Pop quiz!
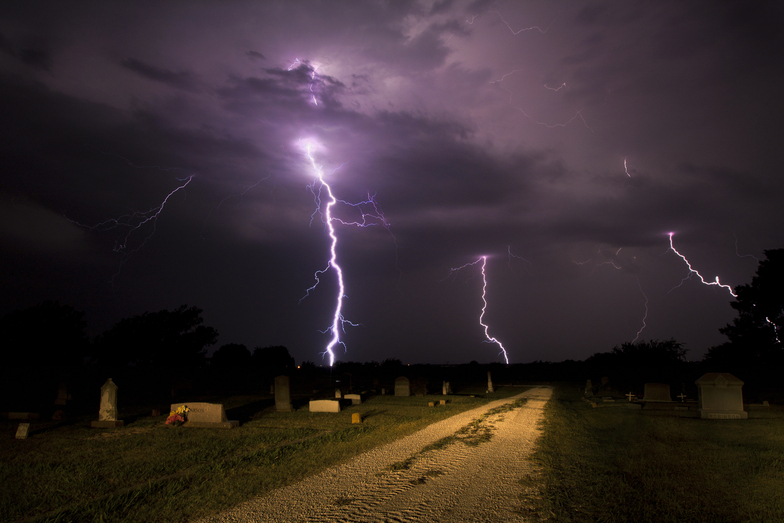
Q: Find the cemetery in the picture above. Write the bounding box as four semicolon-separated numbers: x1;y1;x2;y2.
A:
1;358;782;522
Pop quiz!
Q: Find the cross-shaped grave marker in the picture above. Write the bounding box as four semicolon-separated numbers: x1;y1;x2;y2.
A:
626;392;636;402
677;393;687;402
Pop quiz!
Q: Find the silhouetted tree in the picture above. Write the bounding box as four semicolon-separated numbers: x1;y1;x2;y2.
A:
705;249;784;367
0;301;88;367
96;305;217;368
586;339;688;390
210;343;252;367
252;345;295;370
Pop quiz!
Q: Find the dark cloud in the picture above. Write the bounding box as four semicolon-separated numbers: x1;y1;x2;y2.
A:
0;0;782;364
120;58;201;92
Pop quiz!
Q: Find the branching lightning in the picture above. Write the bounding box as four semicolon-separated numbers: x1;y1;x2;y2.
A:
71;175;193;254
489;10;558;35
667;233;737;298
446;256;510;364
300;140;392;366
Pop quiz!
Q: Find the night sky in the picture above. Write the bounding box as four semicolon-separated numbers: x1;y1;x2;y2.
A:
1;1;782;365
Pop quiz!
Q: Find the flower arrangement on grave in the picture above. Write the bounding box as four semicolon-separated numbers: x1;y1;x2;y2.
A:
165;405;190;426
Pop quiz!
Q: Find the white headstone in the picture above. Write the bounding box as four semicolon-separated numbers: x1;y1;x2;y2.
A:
91;378;124;428
335;388;342;399
309;399;341;413
487;371;494;393
344;393;362;405
696;373;748;419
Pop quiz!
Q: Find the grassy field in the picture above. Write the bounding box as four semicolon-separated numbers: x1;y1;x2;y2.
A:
1;386;524;523
525;386;784;523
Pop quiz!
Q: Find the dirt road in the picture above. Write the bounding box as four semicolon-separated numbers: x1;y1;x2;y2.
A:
196;386;552;523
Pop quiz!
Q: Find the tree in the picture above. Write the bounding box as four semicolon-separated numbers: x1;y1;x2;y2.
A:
210;343;252;367
0;301;88;367
252;345;295;369
97;305;217;368
706;248;784;366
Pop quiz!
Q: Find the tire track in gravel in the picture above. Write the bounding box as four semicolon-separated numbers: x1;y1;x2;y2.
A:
196;386;552;523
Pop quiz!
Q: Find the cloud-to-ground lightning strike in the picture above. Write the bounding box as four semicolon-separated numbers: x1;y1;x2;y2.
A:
300;141;392;366
632;278;649;343
624;158;631;177
446;256;510;364
668;233;737;298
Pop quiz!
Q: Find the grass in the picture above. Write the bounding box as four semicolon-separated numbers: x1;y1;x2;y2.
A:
1;386;525;523
525;386;784;523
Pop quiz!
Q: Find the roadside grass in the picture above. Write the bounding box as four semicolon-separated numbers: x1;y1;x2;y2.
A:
1;386;525;523
525;386;784;523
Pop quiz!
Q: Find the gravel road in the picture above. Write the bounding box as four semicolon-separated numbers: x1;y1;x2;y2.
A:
196;386;552;523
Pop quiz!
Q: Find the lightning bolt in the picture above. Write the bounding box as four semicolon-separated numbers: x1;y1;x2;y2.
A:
68;175;193;281
299;140;393;365
667;233;737;298
446;256;510;364
624;157;631;177
544;82;566;91
70;175;193;254
632;278;649;343
489;10;558;35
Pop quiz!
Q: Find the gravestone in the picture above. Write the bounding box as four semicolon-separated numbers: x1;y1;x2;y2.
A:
92;378;124;428
15;423;30;440
625;392;636;402
335;388;342;399
440;399;447;405
487;371;494;393
54;381;69;405
352;413;361;424
428;401;436;407
696;373;748;419
395;377;410;397
170;402;239;428
8;412;39;420
584;380;594;397
345;393;361;405
442;381;448;395
274;375;293;412
309;399;341;413
643;383;672;402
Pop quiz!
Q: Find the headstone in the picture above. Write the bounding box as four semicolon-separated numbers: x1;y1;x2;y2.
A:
625;392;636;402
274;375;293;412
428;401;436;407
440;399;447;405
584;379;593;397
442;381;448;395
345;393;362;405
309;399;341;413
170;402;239;428
15;423;30;440
677;393;687;402
54;381;69;405
487;371;494;393
394;377;410;397
335;389;342;399
92;378;124;428
695;373;748;419
351;413;361;424
643;383;672;402
8;412;39;420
